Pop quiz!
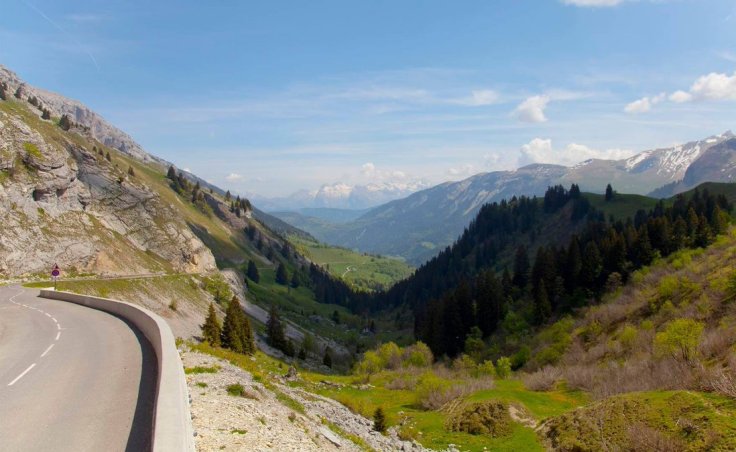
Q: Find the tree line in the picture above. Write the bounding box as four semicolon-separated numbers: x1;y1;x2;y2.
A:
413;185;731;358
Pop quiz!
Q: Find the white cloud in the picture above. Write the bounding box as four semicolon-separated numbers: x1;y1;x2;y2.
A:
361;162;376;175
446;164;478;177
514;95;550;123
561;0;624;6
453;89;500;106
519;138;553;165
225;173;244;181
519;138;635;167
624;93;665;114
663;71;736;104
669;90;693;103
687;71;736;101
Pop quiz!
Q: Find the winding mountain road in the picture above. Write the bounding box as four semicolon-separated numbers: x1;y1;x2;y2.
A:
0;285;156;452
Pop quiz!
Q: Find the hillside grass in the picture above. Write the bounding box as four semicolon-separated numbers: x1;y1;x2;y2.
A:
246;266;413;348
543;390;736;450
289;236;414;291
585;192;659;220
190;341;585;451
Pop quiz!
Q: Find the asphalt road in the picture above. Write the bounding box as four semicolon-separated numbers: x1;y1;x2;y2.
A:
0;285;156;452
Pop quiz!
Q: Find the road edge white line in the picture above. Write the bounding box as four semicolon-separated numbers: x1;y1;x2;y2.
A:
40;344;54;358
8;363;36;386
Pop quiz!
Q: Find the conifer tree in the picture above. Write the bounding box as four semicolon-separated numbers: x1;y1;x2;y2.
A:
41;108;51;120
220;296;255;355
373;407;387;433
59;114;72;131
14;86;22;99
605;184;614;202
580;242;603;288
105;151;112;162
512;245;530;288
323;348;333;368
533;280;552;324
290;271;300;288
221;297;245;352
246;260;260;283
266;306;287;351
201;303;222;347
167;165;177;180
275;263;288;285
0;83;6;101
127;166;135;177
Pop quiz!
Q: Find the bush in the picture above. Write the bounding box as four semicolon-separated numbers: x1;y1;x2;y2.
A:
619;325;638;349
445;401;512;437
402;341;433;367
373;407;387;433
511;345;531;369
495;357;512;379
415;373;451;410
475;360;496;378
354;351;383;375
654;318;704;363
523;366;562;391
376;342;402;369
226;383;245;396
452;354;477;373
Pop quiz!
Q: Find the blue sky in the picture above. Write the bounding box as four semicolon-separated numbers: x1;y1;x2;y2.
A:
2;0;736;196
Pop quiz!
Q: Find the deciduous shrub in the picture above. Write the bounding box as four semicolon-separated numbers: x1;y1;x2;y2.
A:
402;341;433;367
445;400;511;437
654;318;704;363
495;357;512;379
523;366;562;391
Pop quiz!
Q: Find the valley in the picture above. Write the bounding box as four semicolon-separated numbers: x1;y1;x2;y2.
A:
2;3;736;449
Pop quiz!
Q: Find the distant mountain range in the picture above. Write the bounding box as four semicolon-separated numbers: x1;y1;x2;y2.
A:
250;180;429;211
273;132;736;265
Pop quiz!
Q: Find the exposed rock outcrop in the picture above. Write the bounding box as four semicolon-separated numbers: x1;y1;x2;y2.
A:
0;98;215;278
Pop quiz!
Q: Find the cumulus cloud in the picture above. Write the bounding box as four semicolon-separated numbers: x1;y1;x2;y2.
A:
685;71;736;101
361;162;376;175
514;95;550;123
561;0;623;6
225;173;244;181
518;138;635;167
624;93;665;114
632;71;736;112
669;90;693;103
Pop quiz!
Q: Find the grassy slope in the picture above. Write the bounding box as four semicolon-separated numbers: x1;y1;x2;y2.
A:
289;236;414;291
191;341;587;452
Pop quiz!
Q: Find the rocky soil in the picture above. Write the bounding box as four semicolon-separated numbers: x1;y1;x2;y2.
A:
182;350;429;452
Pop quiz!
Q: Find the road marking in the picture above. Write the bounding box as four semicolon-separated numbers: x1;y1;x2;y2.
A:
40;344;54;358
57;323;61;330
45;312;52;318
8;363;36;386
55;331;61;341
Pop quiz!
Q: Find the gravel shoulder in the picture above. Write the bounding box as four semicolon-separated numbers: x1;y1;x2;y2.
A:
182;349;428;452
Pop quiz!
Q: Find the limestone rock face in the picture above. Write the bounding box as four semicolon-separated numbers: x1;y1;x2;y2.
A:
0;104;215;278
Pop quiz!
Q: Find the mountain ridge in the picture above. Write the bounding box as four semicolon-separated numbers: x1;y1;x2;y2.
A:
275;133;736;265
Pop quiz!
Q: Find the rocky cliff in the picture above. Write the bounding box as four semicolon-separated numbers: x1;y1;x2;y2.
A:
0;78;215;278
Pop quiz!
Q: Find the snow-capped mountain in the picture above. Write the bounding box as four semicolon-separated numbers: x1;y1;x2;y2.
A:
251;180;430;211
564;131;735;195
274;131;736;265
